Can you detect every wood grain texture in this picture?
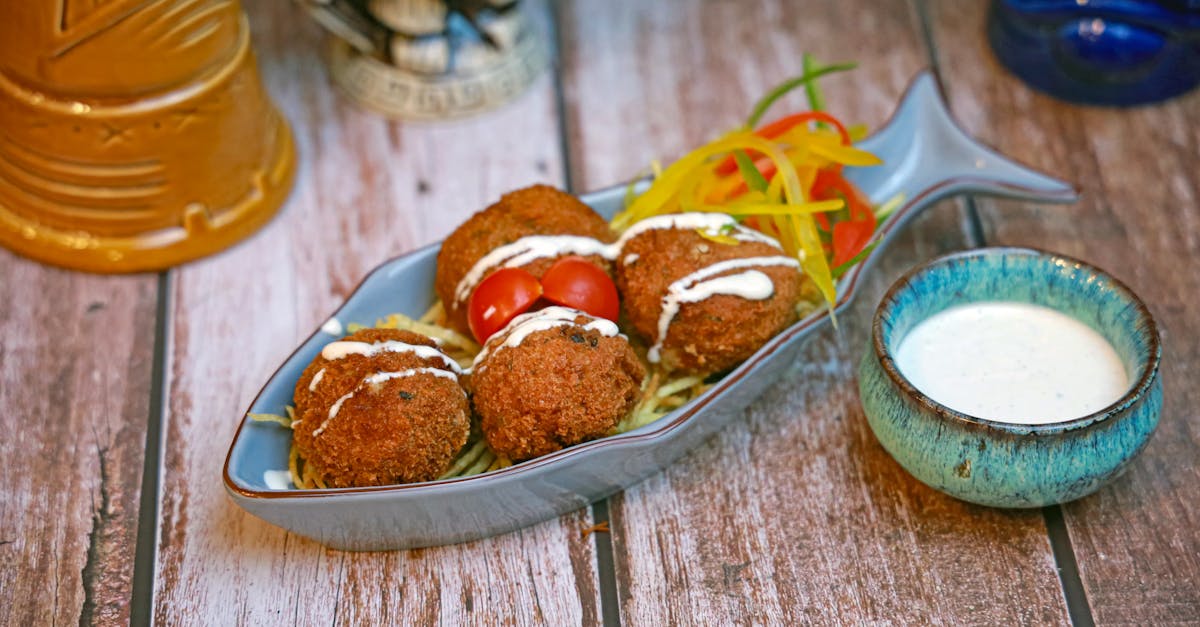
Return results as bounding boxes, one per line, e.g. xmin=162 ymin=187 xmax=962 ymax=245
xmin=559 ymin=0 xmax=1071 ymax=623
xmin=926 ymin=1 xmax=1200 ymax=622
xmin=0 ymin=254 xmax=156 ymax=626
xmin=151 ymin=2 xmax=601 ymax=624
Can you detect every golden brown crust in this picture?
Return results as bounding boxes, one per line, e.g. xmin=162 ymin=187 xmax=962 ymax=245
xmin=434 ymin=185 xmax=614 ymax=334
xmin=291 ymin=328 xmax=469 ymax=487
xmin=616 ymin=228 xmax=802 ymax=375
xmin=300 ymin=372 xmax=469 ymax=488
xmin=471 ymin=322 xmax=645 ymax=462
xmin=292 ymin=328 xmax=439 ymax=418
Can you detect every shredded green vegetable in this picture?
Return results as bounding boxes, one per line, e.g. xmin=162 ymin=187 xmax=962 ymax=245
xmin=732 ymin=149 xmax=769 ymax=193
xmin=802 ymin=53 xmax=827 ymax=113
xmin=745 ymin=60 xmax=857 ymax=128
xmin=248 ymin=412 xmax=292 ymax=427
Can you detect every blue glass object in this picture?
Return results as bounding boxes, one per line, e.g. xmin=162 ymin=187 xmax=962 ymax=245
xmin=988 ymin=0 xmax=1200 ymax=105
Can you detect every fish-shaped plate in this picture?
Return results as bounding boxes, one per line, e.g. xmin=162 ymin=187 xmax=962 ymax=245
xmin=224 ymin=72 xmax=1077 ymax=551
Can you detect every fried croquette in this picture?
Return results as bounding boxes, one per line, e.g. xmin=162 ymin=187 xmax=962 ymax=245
xmin=292 ymin=328 xmax=470 ymax=487
xmin=616 ymin=215 xmax=803 ymax=375
xmin=470 ymin=307 xmax=645 ymax=462
xmin=435 ymin=185 xmax=615 ymax=334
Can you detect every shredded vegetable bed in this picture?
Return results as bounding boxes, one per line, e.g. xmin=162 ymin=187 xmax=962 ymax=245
xmin=613 ymin=55 xmax=898 ymax=311
xmin=250 ymin=56 xmax=896 ymax=489
xmin=250 ymin=305 xmax=714 ymax=487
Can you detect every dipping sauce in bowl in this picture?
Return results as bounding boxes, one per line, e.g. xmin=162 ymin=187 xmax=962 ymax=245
xmin=858 ymin=247 xmax=1162 ymax=508
xmin=894 ymin=301 xmax=1129 ymax=424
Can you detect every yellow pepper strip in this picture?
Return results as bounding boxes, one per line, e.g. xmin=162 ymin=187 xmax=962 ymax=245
xmin=615 ymin=118 xmax=880 ymax=309
xmin=792 ymin=208 xmax=835 ymax=305
xmin=773 ymin=214 xmax=798 ymax=258
xmin=793 ymin=164 xmax=819 ymax=198
xmin=806 ymin=138 xmax=884 ymax=167
xmin=704 ymin=169 xmax=752 ymax=203
xmin=613 ymin=134 xmax=803 ymax=230
xmin=699 ymin=199 xmax=845 ymax=216
xmin=727 ymin=189 xmax=773 ymax=206
xmin=775 ymin=128 xmax=880 ymax=168
xmin=874 ymin=192 xmax=906 ymax=221
xmin=682 ymin=159 xmax=727 ymax=213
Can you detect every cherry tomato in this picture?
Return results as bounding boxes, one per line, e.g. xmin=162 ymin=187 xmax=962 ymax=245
xmin=467 ymin=267 xmax=543 ymax=343
xmin=539 ymin=256 xmax=620 ymax=322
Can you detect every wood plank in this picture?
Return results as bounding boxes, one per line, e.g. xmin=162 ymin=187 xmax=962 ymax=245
xmin=0 ymin=254 xmax=156 ymax=626
xmin=151 ymin=3 xmax=601 ymax=624
xmin=559 ymin=0 xmax=1071 ymax=623
xmin=926 ymin=1 xmax=1200 ymax=622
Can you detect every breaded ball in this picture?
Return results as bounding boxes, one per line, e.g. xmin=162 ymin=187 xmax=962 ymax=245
xmin=471 ymin=307 xmax=645 ymax=462
xmin=291 ymin=328 xmax=470 ymax=487
xmin=617 ymin=219 xmax=803 ymax=375
xmin=435 ymin=184 xmax=614 ymax=334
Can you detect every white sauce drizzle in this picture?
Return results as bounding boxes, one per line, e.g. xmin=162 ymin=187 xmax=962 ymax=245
xmin=313 ymin=368 xmax=462 ymax=437
xmin=472 ymin=306 xmax=621 ymax=369
xmin=624 ymin=253 xmax=639 ymax=265
xmin=320 ymin=318 xmax=343 ymax=336
xmin=448 ymin=213 xmax=806 ymax=368
xmin=451 ymin=213 xmax=786 ymax=307
xmin=895 ymin=302 xmax=1130 ymax=423
xmin=263 ymin=470 xmax=292 ymax=490
xmin=647 ymin=256 xmax=800 ymax=363
xmin=612 ymin=213 xmax=782 ymax=250
xmin=320 ymin=340 xmax=463 ymax=373
xmin=453 ymin=235 xmax=614 ymax=304
xmin=308 ymin=368 xmax=326 ymax=392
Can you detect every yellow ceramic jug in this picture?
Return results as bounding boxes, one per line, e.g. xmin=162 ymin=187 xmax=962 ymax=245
xmin=0 ymin=0 xmax=296 ymax=272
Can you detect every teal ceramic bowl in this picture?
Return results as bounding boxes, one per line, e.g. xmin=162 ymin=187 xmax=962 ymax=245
xmin=859 ymin=247 xmax=1162 ymax=508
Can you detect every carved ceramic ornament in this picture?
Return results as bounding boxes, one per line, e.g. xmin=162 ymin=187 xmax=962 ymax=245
xmin=304 ymin=0 xmax=548 ymax=119
xmin=0 ymin=0 xmax=296 ymax=272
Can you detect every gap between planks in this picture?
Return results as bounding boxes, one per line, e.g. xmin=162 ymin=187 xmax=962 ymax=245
xmin=916 ymin=1 xmax=1095 ymax=622
xmin=130 ymin=271 xmax=172 ymax=627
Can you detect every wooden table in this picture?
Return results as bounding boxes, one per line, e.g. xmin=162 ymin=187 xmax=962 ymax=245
xmin=4 ymin=1 xmax=1198 ymax=624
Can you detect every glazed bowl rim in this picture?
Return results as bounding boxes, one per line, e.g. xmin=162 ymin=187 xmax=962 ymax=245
xmin=870 ymin=246 xmax=1161 ymax=435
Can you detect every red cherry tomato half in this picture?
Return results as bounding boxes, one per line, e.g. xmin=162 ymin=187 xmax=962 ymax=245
xmin=467 ymin=267 xmax=543 ymax=344
xmin=539 ymin=256 xmax=620 ymax=323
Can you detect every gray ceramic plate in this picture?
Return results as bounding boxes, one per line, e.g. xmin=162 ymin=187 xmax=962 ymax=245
xmin=224 ymin=71 xmax=1079 ymax=551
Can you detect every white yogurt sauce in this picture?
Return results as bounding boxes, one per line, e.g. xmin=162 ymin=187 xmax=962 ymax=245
xmin=472 ymin=305 xmax=621 ymax=369
xmin=451 ymin=213 xmax=787 ymax=308
xmin=647 ymin=256 xmax=799 ymax=362
xmin=613 ymin=213 xmax=781 ymax=249
xmin=320 ymin=318 xmax=343 ymax=336
xmin=308 ymin=368 xmax=326 ymax=392
xmin=320 ymin=340 xmax=463 ymax=373
xmin=449 ymin=213 xmax=803 ymax=367
xmin=894 ymin=302 xmax=1129 ymax=424
xmin=453 ymin=235 xmax=614 ymax=304
xmin=263 ymin=470 xmax=293 ymax=490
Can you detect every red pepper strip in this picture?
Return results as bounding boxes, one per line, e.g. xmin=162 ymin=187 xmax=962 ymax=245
xmin=812 ymin=169 xmax=876 ymax=267
xmin=811 ymin=169 xmax=840 ymax=230
xmin=830 ymin=220 xmax=875 ymax=268
xmin=757 ymin=111 xmax=852 ymax=144
xmin=811 ymin=168 xmax=872 ymax=225
xmin=715 ymin=112 xmax=852 ymax=176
